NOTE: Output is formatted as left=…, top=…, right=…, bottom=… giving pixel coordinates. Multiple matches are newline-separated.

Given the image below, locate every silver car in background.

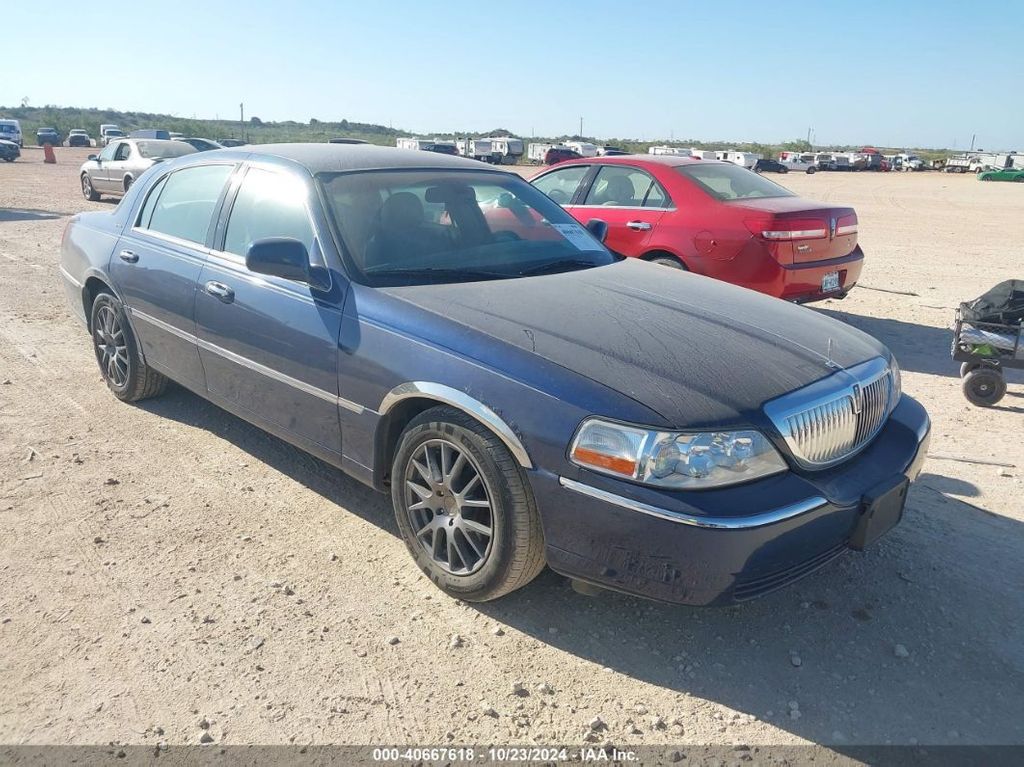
left=79, top=139, right=196, bottom=201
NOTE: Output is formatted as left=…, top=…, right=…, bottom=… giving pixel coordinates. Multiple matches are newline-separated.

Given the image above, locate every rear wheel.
left=962, top=368, right=1006, bottom=407
left=960, top=361, right=982, bottom=378
left=806, top=167, right=816, bottom=174
left=649, top=255, right=686, bottom=270
left=81, top=173, right=100, bottom=201
left=391, top=407, right=545, bottom=601
left=90, top=292, right=168, bottom=402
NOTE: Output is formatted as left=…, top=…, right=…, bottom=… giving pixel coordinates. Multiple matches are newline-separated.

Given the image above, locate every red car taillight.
left=744, top=217, right=828, bottom=241
left=836, top=213, right=858, bottom=236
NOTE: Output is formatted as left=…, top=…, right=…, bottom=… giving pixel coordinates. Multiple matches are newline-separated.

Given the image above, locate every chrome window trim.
left=379, top=382, right=533, bottom=469
left=127, top=308, right=365, bottom=414
left=563, top=204, right=678, bottom=212
left=559, top=477, right=827, bottom=529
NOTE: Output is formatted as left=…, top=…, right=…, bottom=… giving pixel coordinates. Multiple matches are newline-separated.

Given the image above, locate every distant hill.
left=0, top=105, right=408, bottom=146
left=0, top=104, right=952, bottom=161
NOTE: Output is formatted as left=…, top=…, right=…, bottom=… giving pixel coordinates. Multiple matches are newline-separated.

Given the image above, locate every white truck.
left=0, top=118, right=23, bottom=147
left=778, top=151, right=818, bottom=173
left=99, top=124, right=124, bottom=147
left=895, top=153, right=924, bottom=171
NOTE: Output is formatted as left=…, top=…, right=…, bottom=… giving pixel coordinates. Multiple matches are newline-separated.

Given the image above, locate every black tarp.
left=961, top=280, right=1024, bottom=326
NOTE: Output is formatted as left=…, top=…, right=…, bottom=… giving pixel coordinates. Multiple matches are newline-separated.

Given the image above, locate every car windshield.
left=677, top=163, right=795, bottom=201
left=136, top=141, right=197, bottom=159
left=107, top=130, right=124, bottom=137
left=319, top=170, right=615, bottom=286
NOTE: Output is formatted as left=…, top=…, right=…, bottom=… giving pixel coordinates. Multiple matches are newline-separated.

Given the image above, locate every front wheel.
left=806, top=167, right=816, bottom=174
left=81, top=173, right=100, bottom=201
left=90, top=292, right=168, bottom=402
left=962, top=368, right=1006, bottom=407
left=391, top=407, right=545, bottom=602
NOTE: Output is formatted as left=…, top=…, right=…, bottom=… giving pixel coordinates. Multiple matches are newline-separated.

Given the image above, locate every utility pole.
left=239, top=102, right=244, bottom=141
left=806, top=126, right=812, bottom=148
left=970, top=133, right=976, bottom=151
left=579, top=116, right=583, bottom=138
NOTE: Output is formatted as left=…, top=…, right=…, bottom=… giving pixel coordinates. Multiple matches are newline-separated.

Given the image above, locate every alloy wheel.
left=93, top=304, right=129, bottom=388
left=403, top=438, right=494, bottom=575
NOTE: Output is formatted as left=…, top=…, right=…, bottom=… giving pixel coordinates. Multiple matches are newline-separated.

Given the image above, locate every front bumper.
left=532, top=395, right=930, bottom=606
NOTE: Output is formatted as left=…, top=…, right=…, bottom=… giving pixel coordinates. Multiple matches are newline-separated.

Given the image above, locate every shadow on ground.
left=0, top=208, right=64, bottom=222
left=139, top=385, right=1024, bottom=749
left=817, top=308, right=1024, bottom=392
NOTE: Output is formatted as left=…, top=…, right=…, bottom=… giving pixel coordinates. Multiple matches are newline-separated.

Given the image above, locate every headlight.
left=569, top=418, right=787, bottom=490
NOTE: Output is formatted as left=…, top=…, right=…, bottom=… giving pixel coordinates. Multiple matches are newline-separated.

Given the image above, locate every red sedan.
left=529, top=155, right=863, bottom=303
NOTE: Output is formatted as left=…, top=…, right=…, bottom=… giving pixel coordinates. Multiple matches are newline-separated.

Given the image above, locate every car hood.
left=378, top=259, right=888, bottom=427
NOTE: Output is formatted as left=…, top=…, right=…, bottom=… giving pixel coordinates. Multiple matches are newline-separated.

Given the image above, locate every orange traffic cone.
left=43, top=143, right=56, bottom=164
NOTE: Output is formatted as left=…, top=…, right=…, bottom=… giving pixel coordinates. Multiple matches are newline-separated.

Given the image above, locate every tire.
left=962, top=368, right=1006, bottom=407
left=390, top=406, right=545, bottom=602
left=779, top=167, right=789, bottom=174
left=650, top=255, right=686, bottom=270
left=959, top=361, right=982, bottom=378
left=90, top=291, right=168, bottom=402
left=806, top=167, right=816, bottom=174
left=81, top=173, right=100, bottom=201
left=123, top=176, right=134, bottom=193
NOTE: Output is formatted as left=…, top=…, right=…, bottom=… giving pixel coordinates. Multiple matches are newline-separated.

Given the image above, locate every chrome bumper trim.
left=59, top=265, right=83, bottom=289
left=558, top=477, right=828, bottom=529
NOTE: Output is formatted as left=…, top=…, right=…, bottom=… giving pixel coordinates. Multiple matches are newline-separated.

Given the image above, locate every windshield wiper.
left=366, top=267, right=508, bottom=282
left=518, top=258, right=603, bottom=276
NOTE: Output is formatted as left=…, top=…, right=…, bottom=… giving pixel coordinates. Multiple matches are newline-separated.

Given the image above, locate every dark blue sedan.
left=59, top=144, right=930, bottom=605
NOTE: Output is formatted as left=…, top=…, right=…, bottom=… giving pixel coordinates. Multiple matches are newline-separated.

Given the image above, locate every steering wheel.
left=547, top=189, right=569, bottom=204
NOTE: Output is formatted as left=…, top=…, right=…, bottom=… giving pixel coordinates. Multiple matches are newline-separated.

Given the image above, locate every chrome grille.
left=764, top=357, right=897, bottom=469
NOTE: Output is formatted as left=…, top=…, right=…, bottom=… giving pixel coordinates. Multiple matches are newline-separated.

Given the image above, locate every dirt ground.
left=1, top=147, right=1022, bottom=753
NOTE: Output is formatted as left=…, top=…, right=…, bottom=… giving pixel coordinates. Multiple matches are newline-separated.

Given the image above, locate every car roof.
left=559, top=154, right=724, bottom=168
left=232, top=142, right=494, bottom=173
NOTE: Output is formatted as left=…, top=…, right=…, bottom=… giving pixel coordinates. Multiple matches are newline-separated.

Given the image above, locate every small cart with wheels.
left=952, top=280, right=1024, bottom=407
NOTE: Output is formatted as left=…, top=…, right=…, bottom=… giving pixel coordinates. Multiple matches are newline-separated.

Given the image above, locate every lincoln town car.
left=59, top=145, right=930, bottom=605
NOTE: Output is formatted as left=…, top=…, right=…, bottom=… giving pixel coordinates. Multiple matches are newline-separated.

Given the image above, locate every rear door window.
left=143, top=165, right=234, bottom=245
left=583, top=166, right=671, bottom=208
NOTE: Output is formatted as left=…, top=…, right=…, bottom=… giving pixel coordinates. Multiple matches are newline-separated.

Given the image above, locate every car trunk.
left=733, top=198, right=858, bottom=265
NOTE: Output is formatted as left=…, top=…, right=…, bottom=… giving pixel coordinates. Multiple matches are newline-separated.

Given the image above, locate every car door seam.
left=129, top=307, right=366, bottom=414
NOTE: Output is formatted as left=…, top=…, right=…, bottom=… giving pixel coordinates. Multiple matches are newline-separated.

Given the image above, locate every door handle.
left=118, top=249, right=139, bottom=263
left=626, top=221, right=652, bottom=231
left=204, top=281, right=235, bottom=303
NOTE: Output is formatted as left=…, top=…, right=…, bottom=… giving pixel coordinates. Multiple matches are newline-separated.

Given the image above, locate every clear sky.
left=5, top=0, right=1021, bottom=149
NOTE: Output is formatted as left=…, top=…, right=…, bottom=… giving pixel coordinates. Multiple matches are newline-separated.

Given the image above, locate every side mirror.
left=246, top=238, right=315, bottom=284
left=88, top=154, right=98, bottom=162
left=585, top=218, right=608, bottom=244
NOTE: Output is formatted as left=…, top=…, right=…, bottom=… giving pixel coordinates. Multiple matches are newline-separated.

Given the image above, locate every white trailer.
left=455, top=138, right=495, bottom=162
left=716, top=151, right=761, bottom=169
left=528, top=143, right=556, bottom=162
left=487, top=137, right=525, bottom=164
left=648, top=145, right=690, bottom=156
left=396, top=137, right=434, bottom=151
left=688, top=148, right=717, bottom=159
left=564, top=141, right=598, bottom=157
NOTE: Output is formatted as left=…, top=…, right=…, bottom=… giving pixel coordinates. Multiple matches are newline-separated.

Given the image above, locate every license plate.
left=850, top=477, right=909, bottom=550
left=821, top=271, right=840, bottom=292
